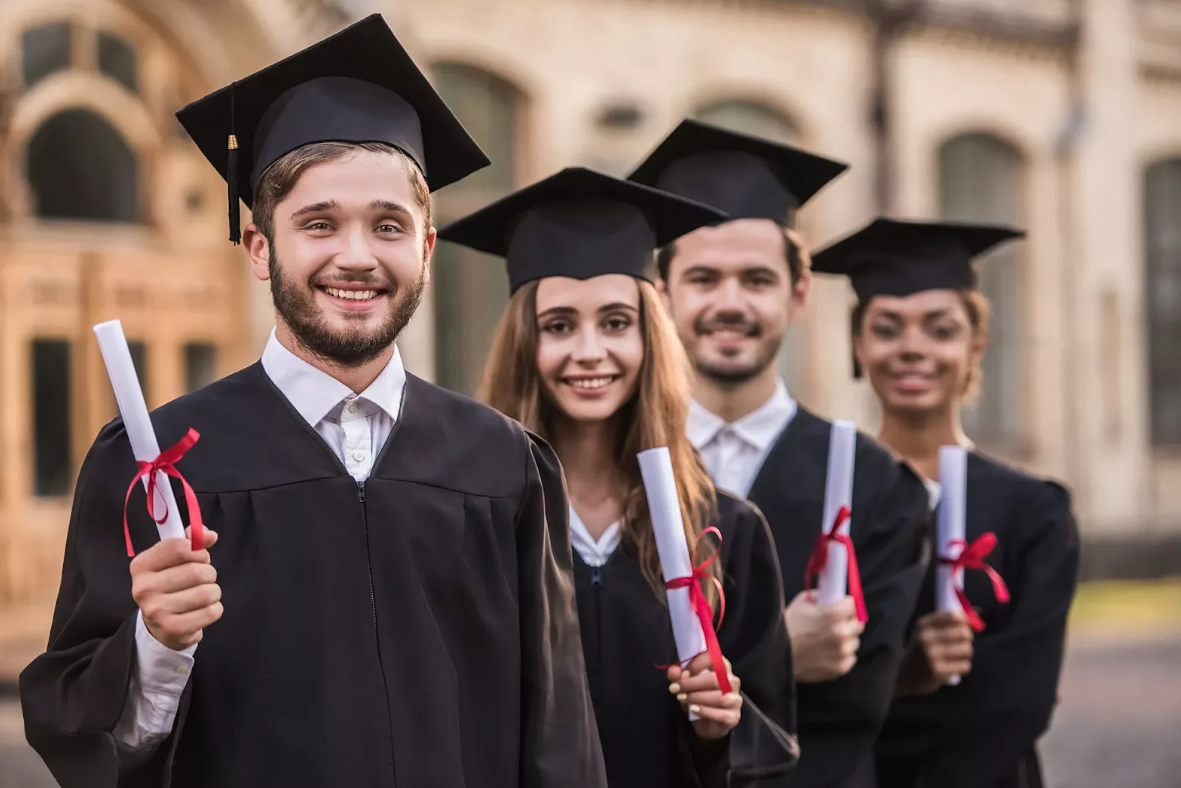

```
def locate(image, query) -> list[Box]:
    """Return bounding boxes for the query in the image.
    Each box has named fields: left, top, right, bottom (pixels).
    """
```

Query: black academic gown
left=20, top=363, right=606, bottom=788
left=874, top=452, right=1080, bottom=788
left=573, top=491, right=799, bottom=788
left=745, top=408, right=931, bottom=788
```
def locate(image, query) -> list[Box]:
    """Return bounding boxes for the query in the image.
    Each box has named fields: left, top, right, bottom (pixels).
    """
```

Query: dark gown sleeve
left=918, top=482, right=1079, bottom=788
left=790, top=461, right=931, bottom=788
left=19, top=421, right=190, bottom=788
left=515, top=431, right=608, bottom=788
left=717, top=498, right=801, bottom=786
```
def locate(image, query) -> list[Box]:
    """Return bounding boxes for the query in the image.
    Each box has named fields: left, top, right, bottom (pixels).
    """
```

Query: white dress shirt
left=115, top=331, right=407, bottom=751
left=569, top=507, right=621, bottom=567
left=687, top=378, right=798, bottom=498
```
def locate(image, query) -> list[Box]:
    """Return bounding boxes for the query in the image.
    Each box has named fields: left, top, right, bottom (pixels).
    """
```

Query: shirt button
left=352, top=451, right=366, bottom=463
left=347, top=401, right=359, bottom=414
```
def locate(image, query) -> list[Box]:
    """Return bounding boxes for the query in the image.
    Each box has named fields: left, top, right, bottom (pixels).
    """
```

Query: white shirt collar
left=260, top=329, right=406, bottom=428
left=688, top=378, right=797, bottom=452
left=569, top=506, right=622, bottom=567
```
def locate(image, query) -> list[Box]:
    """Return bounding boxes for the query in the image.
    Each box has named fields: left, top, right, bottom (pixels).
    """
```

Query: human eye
left=604, top=314, right=633, bottom=332
left=930, top=322, right=963, bottom=341
left=541, top=319, right=572, bottom=335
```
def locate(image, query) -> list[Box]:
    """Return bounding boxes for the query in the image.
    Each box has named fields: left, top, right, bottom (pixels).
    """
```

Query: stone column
left=1071, top=0, right=1145, bottom=531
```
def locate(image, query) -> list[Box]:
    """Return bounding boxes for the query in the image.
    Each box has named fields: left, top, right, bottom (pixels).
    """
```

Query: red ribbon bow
left=664, top=526, right=732, bottom=695
left=803, top=506, right=868, bottom=624
left=123, top=429, right=205, bottom=557
left=938, top=533, right=1011, bottom=632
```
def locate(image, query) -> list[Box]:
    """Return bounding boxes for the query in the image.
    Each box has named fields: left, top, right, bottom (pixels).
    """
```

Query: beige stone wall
left=389, top=0, right=1181, bottom=538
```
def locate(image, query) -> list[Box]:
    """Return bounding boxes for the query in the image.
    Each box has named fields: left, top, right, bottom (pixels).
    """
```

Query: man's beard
left=691, top=314, right=782, bottom=386
left=269, top=252, right=425, bottom=368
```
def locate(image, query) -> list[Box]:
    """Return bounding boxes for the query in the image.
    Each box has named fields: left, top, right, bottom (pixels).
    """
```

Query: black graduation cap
left=436, top=167, right=728, bottom=293
left=810, top=218, right=1025, bottom=302
left=176, top=14, right=489, bottom=244
left=627, top=118, right=848, bottom=227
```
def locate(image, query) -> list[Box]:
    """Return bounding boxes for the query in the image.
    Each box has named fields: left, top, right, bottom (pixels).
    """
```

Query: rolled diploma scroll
left=936, top=445, right=968, bottom=686
left=94, top=320, right=186, bottom=542
left=815, top=420, right=857, bottom=606
left=638, top=447, right=708, bottom=721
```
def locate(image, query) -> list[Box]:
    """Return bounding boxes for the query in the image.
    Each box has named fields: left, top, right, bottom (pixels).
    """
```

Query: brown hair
left=479, top=278, right=720, bottom=602
left=250, top=141, right=432, bottom=243
left=850, top=289, right=992, bottom=399
left=656, top=223, right=811, bottom=285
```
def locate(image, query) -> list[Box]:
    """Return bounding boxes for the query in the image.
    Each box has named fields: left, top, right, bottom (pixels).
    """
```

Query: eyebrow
left=871, top=308, right=953, bottom=321
left=681, top=263, right=781, bottom=277
left=290, top=200, right=341, bottom=221
left=369, top=199, right=414, bottom=218
left=536, top=302, right=639, bottom=319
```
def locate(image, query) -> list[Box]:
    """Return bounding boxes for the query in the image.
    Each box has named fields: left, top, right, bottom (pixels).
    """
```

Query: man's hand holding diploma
left=132, top=527, right=223, bottom=651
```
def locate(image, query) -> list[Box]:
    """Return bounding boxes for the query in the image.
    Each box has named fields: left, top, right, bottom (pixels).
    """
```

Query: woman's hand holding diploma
left=668, top=652, right=743, bottom=740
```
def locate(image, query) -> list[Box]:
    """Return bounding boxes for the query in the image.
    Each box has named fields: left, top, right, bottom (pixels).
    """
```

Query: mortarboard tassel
left=227, top=82, right=241, bottom=245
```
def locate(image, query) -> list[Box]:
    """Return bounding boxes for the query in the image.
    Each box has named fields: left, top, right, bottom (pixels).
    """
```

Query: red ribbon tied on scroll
left=123, top=428, right=205, bottom=557
left=663, top=526, right=732, bottom=695
left=938, top=533, right=1010, bottom=632
left=803, top=506, right=868, bottom=624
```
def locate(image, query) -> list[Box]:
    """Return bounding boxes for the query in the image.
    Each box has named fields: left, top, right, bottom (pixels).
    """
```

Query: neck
left=876, top=404, right=969, bottom=481
left=549, top=416, right=622, bottom=504
left=692, top=363, right=780, bottom=423
left=274, top=320, right=394, bottom=394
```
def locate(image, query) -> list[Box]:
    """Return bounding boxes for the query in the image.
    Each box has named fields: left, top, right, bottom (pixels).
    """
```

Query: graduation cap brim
left=628, top=118, right=849, bottom=216
left=438, top=167, right=728, bottom=256
left=176, top=13, right=489, bottom=210
left=437, top=167, right=729, bottom=292
left=812, top=218, right=1025, bottom=301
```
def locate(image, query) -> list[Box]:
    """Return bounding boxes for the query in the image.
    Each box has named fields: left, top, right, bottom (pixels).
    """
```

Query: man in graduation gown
left=630, top=120, right=931, bottom=788
left=19, top=15, right=606, bottom=788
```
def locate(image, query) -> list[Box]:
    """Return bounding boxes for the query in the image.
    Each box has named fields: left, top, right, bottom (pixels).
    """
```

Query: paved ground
left=2, top=632, right=1179, bottom=787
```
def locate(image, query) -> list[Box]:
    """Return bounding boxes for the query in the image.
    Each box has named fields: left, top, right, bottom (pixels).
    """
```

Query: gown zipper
left=590, top=566, right=604, bottom=704
left=358, top=480, right=396, bottom=785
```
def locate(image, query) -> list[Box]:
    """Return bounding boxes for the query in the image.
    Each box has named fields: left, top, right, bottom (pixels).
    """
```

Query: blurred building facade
left=0, top=0, right=1179, bottom=636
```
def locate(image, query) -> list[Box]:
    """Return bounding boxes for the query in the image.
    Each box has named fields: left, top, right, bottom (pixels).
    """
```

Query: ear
left=422, top=226, right=437, bottom=287
left=851, top=330, right=866, bottom=379
left=790, top=269, right=812, bottom=315
left=969, top=326, right=990, bottom=368
left=656, top=276, right=673, bottom=314
left=243, top=224, right=271, bottom=282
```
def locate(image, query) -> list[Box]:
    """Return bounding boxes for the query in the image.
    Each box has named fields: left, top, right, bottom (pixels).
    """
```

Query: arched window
left=26, top=109, right=141, bottom=223
left=1145, top=158, right=1181, bottom=447
left=695, top=100, right=800, bottom=145
left=22, top=22, right=72, bottom=87
left=431, top=63, right=522, bottom=395
left=938, top=132, right=1025, bottom=448
left=692, top=100, right=808, bottom=396
left=98, top=31, right=138, bottom=94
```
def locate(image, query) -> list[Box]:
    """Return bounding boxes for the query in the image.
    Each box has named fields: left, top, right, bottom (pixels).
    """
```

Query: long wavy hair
left=479, top=277, right=719, bottom=601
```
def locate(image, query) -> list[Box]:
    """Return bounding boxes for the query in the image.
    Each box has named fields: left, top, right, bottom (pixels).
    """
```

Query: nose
left=334, top=224, right=380, bottom=274
left=571, top=325, right=607, bottom=366
left=898, top=326, right=926, bottom=361
left=714, top=277, right=745, bottom=313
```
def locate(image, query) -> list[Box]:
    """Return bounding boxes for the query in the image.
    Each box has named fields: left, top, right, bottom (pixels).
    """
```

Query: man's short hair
left=250, top=141, right=432, bottom=243
left=656, top=223, right=811, bottom=285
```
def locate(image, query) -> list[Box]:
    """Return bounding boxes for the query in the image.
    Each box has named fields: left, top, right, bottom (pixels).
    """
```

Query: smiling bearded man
left=630, top=119, right=931, bottom=788
left=19, top=15, right=605, bottom=788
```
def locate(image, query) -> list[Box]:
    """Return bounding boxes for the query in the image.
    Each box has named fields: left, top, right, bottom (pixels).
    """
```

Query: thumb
left=186, top=526, right=218, bottom=548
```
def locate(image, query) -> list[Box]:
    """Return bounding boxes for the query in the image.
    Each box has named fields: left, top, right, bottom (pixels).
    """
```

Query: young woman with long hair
left=439, top=168, right=798, bottom=788
left=812, top=218, right=1080, bottom=788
